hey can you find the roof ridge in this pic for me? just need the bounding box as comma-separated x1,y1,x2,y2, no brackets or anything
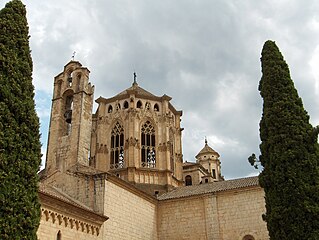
158,176,259,200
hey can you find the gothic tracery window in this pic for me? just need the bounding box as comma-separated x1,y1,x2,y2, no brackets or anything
110,122,124,169
141,121,156,168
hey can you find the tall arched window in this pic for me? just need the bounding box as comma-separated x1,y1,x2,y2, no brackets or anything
141,121,156,168
185,175,192,186
63,95,73,135
110,122,124,169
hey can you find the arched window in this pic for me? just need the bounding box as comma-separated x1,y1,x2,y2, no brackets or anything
108,105,113,113
154,103,159,111
64,95,73,135
243,235,255,240
185,175,192,186
123,101,129,109
110,122,124,169
57,230,62,240
141,121,156,168
67,71,73,87
137,100,142,108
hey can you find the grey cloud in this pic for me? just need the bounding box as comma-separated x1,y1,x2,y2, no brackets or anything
10,0,319,178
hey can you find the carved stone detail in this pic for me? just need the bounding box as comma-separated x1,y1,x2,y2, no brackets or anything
97,144,108,154
41,208,101,236
125,137,139,149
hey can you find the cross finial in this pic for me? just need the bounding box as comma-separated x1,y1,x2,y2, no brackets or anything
71,51,76,61
205,136,208,145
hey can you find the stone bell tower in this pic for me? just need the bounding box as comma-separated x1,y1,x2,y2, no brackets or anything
45,61,94,175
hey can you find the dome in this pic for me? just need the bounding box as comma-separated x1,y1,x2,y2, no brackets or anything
195,139,220,159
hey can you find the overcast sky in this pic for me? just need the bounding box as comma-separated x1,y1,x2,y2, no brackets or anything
3,0,319,179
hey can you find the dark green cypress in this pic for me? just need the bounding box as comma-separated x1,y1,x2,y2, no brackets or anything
0,0,41,239
258,40,319,239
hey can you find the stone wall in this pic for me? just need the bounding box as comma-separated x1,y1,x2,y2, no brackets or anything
217,187,269,240
158,186,269,240
37,207,101,240
158,195,210,240
103,179,158,239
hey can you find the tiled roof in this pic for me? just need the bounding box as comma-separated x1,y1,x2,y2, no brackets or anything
158,176,259,200
115,82,158,99
196,141,220,158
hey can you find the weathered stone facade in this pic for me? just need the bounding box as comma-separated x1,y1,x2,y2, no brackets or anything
37,61,269,239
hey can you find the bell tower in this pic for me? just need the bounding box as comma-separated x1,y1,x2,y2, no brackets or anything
45,61,94,175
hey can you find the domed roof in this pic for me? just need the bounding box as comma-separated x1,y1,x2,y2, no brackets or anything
195,139,220,159
115,81,159,99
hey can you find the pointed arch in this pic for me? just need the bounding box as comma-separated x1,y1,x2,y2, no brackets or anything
108,105,113,113
57,230,62,240
141,121,156,168
137,100,142,108
62,89,74,135
154,103,159,111
123,100,129,109
110,121,124,169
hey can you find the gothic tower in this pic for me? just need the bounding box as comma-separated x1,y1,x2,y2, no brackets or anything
90,77,184,194
45,61,94,175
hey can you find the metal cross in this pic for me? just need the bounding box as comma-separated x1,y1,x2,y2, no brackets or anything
72,51,76,61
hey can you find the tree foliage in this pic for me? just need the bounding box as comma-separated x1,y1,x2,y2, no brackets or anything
0,0,41,239
257,40,319,239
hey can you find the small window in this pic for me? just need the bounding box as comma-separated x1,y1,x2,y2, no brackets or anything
123,101,129,109
154,103,159,111
243,235,255,240
185,175,192,186
116,103,121,110
57,230,62,240
137,100,142,108
212,169,216,178
108,105,113,113
205,179,209,183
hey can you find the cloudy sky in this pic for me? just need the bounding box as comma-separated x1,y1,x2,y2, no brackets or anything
3,0,319,179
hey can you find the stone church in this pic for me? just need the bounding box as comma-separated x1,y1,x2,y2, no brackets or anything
37,61,269,239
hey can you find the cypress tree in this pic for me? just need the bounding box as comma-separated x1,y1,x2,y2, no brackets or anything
0,0,41,239
258,40,319,239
